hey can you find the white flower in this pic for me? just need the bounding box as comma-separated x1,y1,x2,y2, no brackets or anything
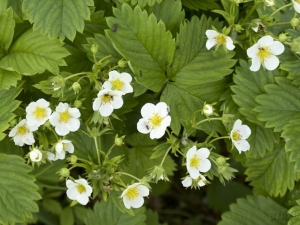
54,140,74,160
230,119,251,153
8,119,38,146
205,30,235,50
92,89,123,117
30,148,42,162
186,146,211,179
247,35,284,72
121,183,149,209
293,0,300,13
26,99,52,127
49,103,81,136
46,152,56,161
203,104,214,116
66,179,93,205
137,102,171,139
182,174,206,188
264,0,275,6
102,70,133,95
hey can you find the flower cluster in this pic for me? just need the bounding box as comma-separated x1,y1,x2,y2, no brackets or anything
93,70,133,117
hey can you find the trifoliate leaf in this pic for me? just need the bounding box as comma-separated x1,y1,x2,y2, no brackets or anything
0,136,23,156
0,154,40,224
0,29,70,75
106,4,175,92
255,77,300,132
0,83,22,141
0,8,15,52
282,119,300,172
231,60,277,124
288,200,300,225
147,0,185,34
85,198,146,225
118,0,157,7
170,16,236,84
181,0,221,10
23,0,94,41
219,195,287,225
0,68,21,90
7,0,24,22
245,142,297,197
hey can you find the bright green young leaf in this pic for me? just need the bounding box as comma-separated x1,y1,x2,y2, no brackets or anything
0,83,22,141
282,119,300,171
7,0,23,22
106,4,175,92
245,142,296,197
231,60,277,124
0,8,15,52
23,0,94,41
218,195,287,225
0,154,40,224
147,0,185,34
255,77,300,132
288,199,300,225
84,34,122,66
181,0,221,10
85,198,146,225
0,29,70,75
170,16,236,84
0,68,21,90
161,83,204,135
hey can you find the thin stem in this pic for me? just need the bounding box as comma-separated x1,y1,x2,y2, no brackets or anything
37,184,67,190
64,72,90,81
269,22,291,27
51,128,59,141
104,144,116,161
194,117,223,127
93,137,101,165
76,157,92,165
160,146,172,167
96,55,111,66
208,136,230,144
270,3,292,18
115,172,141,182
241,3,258,25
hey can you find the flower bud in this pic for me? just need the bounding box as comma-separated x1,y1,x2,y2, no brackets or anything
91,44,98,54
114,135,125,146
235,24,244,32
67,155,77,164
51,75,65,91
71,82,81,94
74,100,83,108
264,0,274,6
58,168,70,178
10,119,17,127
278,33,290,42
216,156,226,166
118,59,128,68
291,37,300,54
203,104,214,116
291,18,300,27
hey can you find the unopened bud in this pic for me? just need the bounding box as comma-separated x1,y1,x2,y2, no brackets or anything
278,33,290,42
67,155,77,164
10,119,17,127
235,24,244,32
291,18,300,27
118,59,128,68
74,100,83,108
91,44,98,54
291,37,300,54
203,104,214,116
216,157,226,166
58,168,70,178
71,82,81,94
114,135,125,146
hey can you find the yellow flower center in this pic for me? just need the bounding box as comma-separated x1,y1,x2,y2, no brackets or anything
101,94,112,103
125,186,139,200
77,184,86,194
59,111,71,123
33,107,46,119
232,131,241,141
216,34,226,45
17,125,28,136
296,0,300,3
149,114,163,128
257,47,270,60
35,155,40,161
111,79,124,90
190,155,200,168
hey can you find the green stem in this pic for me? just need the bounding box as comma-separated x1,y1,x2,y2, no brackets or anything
115,172,141,182
208,136,230,144
93,137,101,165
51,128,59,141
160,146,172,167
194,117,223,127
37,184,67,190
64,72,90,81
241,3,258,25
76,157,92,165
269,22,291,27
269,3,292,18
104,144,116,161
96,55,111,66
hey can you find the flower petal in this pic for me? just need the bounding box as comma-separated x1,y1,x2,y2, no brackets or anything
205,30,218,39
233,119,242,131
206,39,217,50
156,102,169,117
77,194,89,205
247,44,259,58
225,37,235,50
250,56,261,72
137,119,151,134
182,177,192,187
137,185,149,197
122,83,133,94
188,167,200,179
92,98,101,111
150,126,165,139
67,118,80,132
269,41,284,55
49,112,60,126
66,187,77,200
186,146,197,159
120,72,132,83
141,103,155,119
234,139,250,153
123,197,132,209
161,116,171,128
199,159,211,173
111,96,123,109
108,70,120,80
196,148,210,159
240,125,251,139
264,55,279,71
68,108,81,118
130,196,144,208
55,123,69,136
99,103,114,117
102,81,112,90
257,35,273,47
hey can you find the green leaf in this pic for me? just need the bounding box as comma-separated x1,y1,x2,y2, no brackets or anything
288,200,300,225
0,68,21,90
84,33,122,66
85,198,146,225
0,8,15,52
150,142,171,159
231,60,277,124
60,207,74,225
118,0,157,7
147,0,185,34
0,136,23,156
161,83,204,135
0,83,22,141
218,195,287,225
282,119,300,172
0,0,7,14
106,4,175,92
170,16,236,84
245,142,297,197
64,45,93,73
181,0,221,10
145,209,161,225
23,0,94,41
255,77,300,132
0,154,40,224
7,0,24,22
84,10,107,37
0,29,70,75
